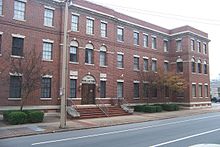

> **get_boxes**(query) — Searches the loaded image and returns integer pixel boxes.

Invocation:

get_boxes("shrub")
[155,106,163,112]
[8,111,27,125]
[29,111,44,123]
[161,104,179,111]
[3,110,14,121]
[134,105,145,112]
[144,105,157,113]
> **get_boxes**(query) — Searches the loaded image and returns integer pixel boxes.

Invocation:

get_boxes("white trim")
[86,16,95,20]
[204,83,208,86]
[191,38,195,40]
[133,30,139,33]
[8,98,22,101]
[133,55,140,58]
[163,39,168,41]
[11,55,24,59]
[95,98,111,100]
[68,98,82,100]
[164,60,169,63]
[12,34,25,38]
[9,72,22,76]
[17,0,27,2]
[143,33,148,36]
[117,26,124,29]
[100,78,107,81]
[101,20,108,24]
[152,58,157,61]
[42,75,53,78]
[0,32,3,35]
[198,83,203,85]
[192,82,196,85]
[70,76,78,79]
[43,39,54,43]
[40,98,52,100]
[197,40,201,42]
[143,56,149,59]
[171,31,208,39]
[71,12,80,16]
[143,81,149,83]
[176,38,182,41]
[133,80,140,83]
[44,5,55,10]
[117,79,124,82]
[117,52,124,55]
[151,35,157,38]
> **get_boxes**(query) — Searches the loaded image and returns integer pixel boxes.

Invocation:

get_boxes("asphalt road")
[1,112,220,147]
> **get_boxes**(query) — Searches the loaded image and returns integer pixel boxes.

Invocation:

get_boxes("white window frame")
[44,7,54,27]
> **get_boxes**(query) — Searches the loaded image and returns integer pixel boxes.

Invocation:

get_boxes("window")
[41,77,51,98]
[0,0,3,15]
[101,22,107,37]
[0,34,2,54]
[86,18,94,35]
[143,34,148,47]
[43,42,53,60]
[203,43,207,54]
[198,60,202,73]
[164,62,169,73]
[14,0,26,20]
[143,83,149,98]
[199,84,203,97]
[133,57,139,70]
[133,32,139,45]
[100,51,106,66]
[191,58,196,73]
[143,58,148,71]
[117,54,124,68]
[152,59,157,72]
[71,15,79,32]
[12,37,24,56]
[70,79,77,98]
[117,27,124,41]
[85,44,94,64]
[152,84,157,97]
[165,86,169,97]
[191,39,195,51]
[100,81,106,98]
[117,82,123,98]
[152,36,157,49]
[204,85,208,97]
[192,84,196,97]
[176,40,182,51]
[134,83,139,98]
[9,76,22,98]
[163,40,168,52]
[197,41,201,53]
[70,46,77,62]
[204,61,208,74]
[44,8,54,27]
[176,59,183,73]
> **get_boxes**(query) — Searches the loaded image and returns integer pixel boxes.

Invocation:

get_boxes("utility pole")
[60,0,69,129]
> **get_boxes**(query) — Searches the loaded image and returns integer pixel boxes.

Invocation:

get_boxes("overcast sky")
[87,0,220,80]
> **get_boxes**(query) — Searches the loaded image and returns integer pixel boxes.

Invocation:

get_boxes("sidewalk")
[1,104,220,139]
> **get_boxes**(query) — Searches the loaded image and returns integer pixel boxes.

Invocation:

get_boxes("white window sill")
[117,67,124,70]
[143,46,148,48]
[68,98,82,100]
[101,36,108,39]
[13,18,26,22]
[85,63,94,66]
[11,55,24,58]
[71,30,79,32]
[40,98,52,100]
[117,40,124,43]
[134,44,139,46]
[133,69,140,71]
[143,70,149,72]
[44,24,55,28]
[176,50,182,52]
[42,59,53,62]
[0,54,2,57]
[69,61,79,64]
[100,65,107,68]
[8,98,21,101]
[152,48,157,50]
[133,97,140,100]
[0,15,4,17]
[86,33,94,36]
[193,97,197,99]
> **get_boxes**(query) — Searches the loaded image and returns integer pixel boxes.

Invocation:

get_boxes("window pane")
[10,76,22,98]
[117,28,124,41]
[152,60,157,72]
[100,81,106,98]
[43,42,52,60]
[164,62,168,73]
[143,83,149,97]
[41,78,51,98]
[70,46,77,62]
[0,35,2,54]
[101,22,107,37]
[133,57,139,70]
[14,0,25,20]
[205,85,208,97]
[44,9,54,26]
[164,40,168,52]
[85,48,93,64]
[70,79,76,98]
[177,62,183,73]
[191,40,195,51]
[100,51,106,66]
[143,59,148,71]
[0,0,2,15]
[192,84,196,97]
[86,19,94,35]
[176,40,182,51]
[143,35,148,47]
[12,37,24,56]
[133,32,139,45]
[117,54,123,68]
[71,15,79,31]
[199,85,203,97]
[133,83,139,98]
[152,37,157,49]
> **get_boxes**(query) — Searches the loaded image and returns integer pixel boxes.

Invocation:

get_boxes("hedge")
[3,110,44,125]
[134,105,162,113]
[161,104,179,111]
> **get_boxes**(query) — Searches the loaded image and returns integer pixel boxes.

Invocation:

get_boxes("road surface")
[1,112,220,147]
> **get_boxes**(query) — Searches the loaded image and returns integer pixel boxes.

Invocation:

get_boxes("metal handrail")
[118,98,134,114]
[96,98,109,117]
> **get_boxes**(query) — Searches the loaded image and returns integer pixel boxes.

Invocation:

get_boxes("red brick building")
[0,0,211,110]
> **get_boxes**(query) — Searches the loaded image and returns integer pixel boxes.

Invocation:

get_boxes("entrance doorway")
[81,75,96,105]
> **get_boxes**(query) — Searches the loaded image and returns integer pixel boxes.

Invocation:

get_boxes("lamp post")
[60,0,69,129]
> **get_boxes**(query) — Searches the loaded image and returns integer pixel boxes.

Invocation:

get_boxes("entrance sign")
[82,75,96,84]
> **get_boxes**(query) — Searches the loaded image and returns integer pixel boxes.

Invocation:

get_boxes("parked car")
[211,97,220,103]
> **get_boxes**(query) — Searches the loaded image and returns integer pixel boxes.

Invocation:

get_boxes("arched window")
[204,61,208,74]
[191,58,196,73]
[70,40,78,62]
[176,58,183,73]
[85,43,94,64]
[99,46,107,66]
[198,59,202,73]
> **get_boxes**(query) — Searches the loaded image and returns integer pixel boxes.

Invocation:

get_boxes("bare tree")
[0,47,48,111]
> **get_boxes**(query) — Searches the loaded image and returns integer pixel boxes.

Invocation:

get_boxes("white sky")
[87,0,220,80]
